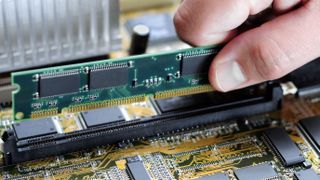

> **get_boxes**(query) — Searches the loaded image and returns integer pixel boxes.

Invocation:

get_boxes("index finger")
[174,0,273,45]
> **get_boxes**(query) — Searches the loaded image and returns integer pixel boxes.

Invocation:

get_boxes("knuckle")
[252,36,289,80]
[258,64,284,80]
[173,7,193,37]
[173,9,187,32]
[174,8,203,45]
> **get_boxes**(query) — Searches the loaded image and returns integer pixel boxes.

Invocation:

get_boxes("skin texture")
[174,0,320,92]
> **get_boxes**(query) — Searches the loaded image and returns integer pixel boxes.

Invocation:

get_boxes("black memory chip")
[13,117,57,140]
[39,72,80,97]
[264,128,305,167]
[126,156,152,180]
[294,169,320,180]
[181,53,217,76]
[234,163,278,180]
[81,107,125,128]
[298,116,320,156]
[89,67,128,90]
[197,173,229,180]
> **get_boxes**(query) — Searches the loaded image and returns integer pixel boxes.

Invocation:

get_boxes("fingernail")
[215,60,247,91]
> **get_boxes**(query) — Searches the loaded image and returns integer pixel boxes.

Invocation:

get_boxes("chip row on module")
[11,46,220,120]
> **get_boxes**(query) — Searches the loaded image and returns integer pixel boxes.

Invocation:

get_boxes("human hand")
[174,0,320,92]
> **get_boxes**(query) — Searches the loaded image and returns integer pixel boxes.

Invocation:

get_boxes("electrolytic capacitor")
[129,24,150,55]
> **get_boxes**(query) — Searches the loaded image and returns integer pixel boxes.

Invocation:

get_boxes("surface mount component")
[126,156,152,180]
[39,71,81,98]
[81,107,125,128]
[13,117,57,140]
[298,116,320,157]
[89,66,129,90]
[294,168,320,180]
[264,128,305,167]
[234,163,278,180]
[196,173,229,180]
[181,52,216,76]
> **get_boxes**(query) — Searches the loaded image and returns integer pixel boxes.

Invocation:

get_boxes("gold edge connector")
[154,85,214,99]
[28,85,213,119]
[31,108,59,119]
[66,95,147,113]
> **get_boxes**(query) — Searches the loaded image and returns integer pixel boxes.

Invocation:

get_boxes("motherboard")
[1,1,320,180]
[1,92,320,179]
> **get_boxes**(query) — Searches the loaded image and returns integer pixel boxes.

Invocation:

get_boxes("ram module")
[12,46,220,120]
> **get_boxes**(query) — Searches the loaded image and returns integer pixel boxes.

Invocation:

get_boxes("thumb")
[209,0,320,92]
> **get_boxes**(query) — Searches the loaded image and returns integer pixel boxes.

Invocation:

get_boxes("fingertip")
[173,0,266,46]
[249,0,273,15]
[191,30,238,47]
[209,54,248,92]
[208,61,225,92]
[273,0,302,13]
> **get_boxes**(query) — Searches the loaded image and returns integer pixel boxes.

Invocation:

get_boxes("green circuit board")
[12,46,219,121]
